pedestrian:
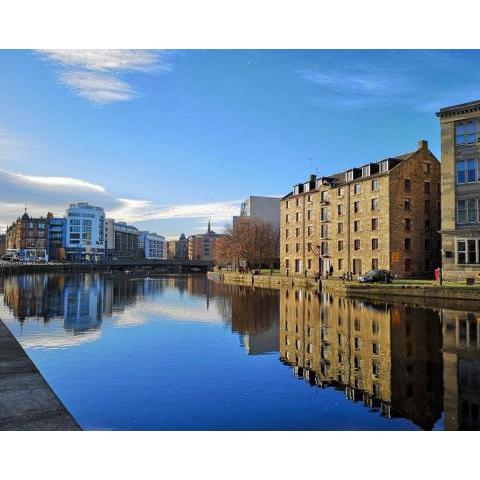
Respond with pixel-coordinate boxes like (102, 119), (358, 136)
(329, 264), (334, 277)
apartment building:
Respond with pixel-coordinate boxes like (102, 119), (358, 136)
(437, 100), (480, 280)
(65, 203), (105, 262)
(187, 222), (221, 261)
(114, 222), (141, 260)
(6, 209), (48, 260)
(280, 140), (441, 278)
(138, 231), (166, 259)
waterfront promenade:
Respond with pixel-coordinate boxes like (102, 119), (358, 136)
(0, 320), (80, 430)
(208, 271), (480, 303)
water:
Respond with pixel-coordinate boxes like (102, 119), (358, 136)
(0, 272), (479, 431)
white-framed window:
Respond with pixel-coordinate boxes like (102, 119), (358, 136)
(372, 179), (379, 191)
(457, 239), (480, 265)
(354, 183), (361, 194)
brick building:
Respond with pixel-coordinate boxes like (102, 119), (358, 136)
(5, 210), (48, 260)
(187, 222), (221, 261)
(280, 140), (441, 278)
(436, 100), (480, 280)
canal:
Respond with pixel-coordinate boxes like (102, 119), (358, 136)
(0, 272), (479, 430)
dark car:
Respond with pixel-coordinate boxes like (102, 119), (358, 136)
(358, 269), (393, 283)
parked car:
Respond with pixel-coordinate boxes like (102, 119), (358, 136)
(358, 269), (393, 283)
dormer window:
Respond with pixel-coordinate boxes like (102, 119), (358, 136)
(379, 161), (389, 173)
(294, 185), (300, 195)
(362, 165), (371, 177)
(345, 170), (354, 182)
(304, 183), (311, 192)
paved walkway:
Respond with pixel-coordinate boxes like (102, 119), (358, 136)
(0, 320), (81, 431)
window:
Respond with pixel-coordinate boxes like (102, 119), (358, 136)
(379, 160), (389, 173)
(405, 238), (411, 250)
(295, 212), (300, 222)
(404, 198), (411, 211)
(296, 197), (300, 207)
(457, 239), (480, 264)
(372, 179), (379, 191)
(321, 190), (329, 202)
(467, 159), (476, 182)
(456, 120), (480, 145)
(425, 200), (430, 213)
(354, 201), (360, 213)
(425, 219), (431, 232)
(338, 258), (343, 270)
(295, 243), (300, 253)
(423, 162), (431, 174)
(354, 220), (360, 232)
(285, 229), (289, 238)
(307, 242), (312, 253)
(285, 243), (289, 253)
(354, 239), (361, 250)
(425, 238), (431, 251)
(354, 337), (361, 349)
(307, 194), (312, 203)
(337, 187), (344, 197)
(372, 238), (379, 250)
(345, 170), (354, 182)
(295, 259), (302, 273)
(405, 218), (411, 231)
(296, 227), (300, 237)
(372, 343), (379, 355)
(285, 200), (289, 209)
(457, 160), (466, 184)
(321, 242), (329, 256)
(371, 218), (378, 230)
(320, 207), (329, 221)
(337, 204), (344, 215)
(372, 258), (379, 270)
(354, 183), (361, 194)
(337, 222), (344, 234)
(307, 259), (312, 270)
(352, 259), (362, 275)
(371, 198), (379, 211)
(405, 259), (411, 272)
(307, 225), (313, 236)
(338, 240), (344, 251)
(424, 181), (431, 194)
(457, 199), (477, 224)
(285, 214), (289, 223)
(404, 178), (411, 192)
(321, 224), (328, 238)
(285, 259), (289, 269)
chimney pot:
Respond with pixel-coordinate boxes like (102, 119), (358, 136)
(418, 139), (428, 150)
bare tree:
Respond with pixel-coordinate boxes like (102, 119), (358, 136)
(214, 218), (279, 270)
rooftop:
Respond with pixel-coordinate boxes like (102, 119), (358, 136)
(436, 99), (480, 117)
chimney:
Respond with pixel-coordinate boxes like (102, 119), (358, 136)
(418, 139), (428, 150)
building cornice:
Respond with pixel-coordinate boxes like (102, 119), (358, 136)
(436, 100), (480, 119)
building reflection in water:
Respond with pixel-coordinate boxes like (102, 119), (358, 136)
(1, 273), (479, 430)
(279, 288), (480, 431)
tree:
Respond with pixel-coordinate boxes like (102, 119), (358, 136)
(214, 218), (279, 270)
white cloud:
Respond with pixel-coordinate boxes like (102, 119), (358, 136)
(60, 71), (136, 104)
(39, 49), (170, 73)
(37, 49), (172, 104)
(0, 169), (239, 233)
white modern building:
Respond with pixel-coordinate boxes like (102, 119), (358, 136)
(65, 203), (105, 262)
(138, 231), (166, 259)
(233, 195), (281, 229)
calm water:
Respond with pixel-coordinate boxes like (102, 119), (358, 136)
(0, 272), (479, 431)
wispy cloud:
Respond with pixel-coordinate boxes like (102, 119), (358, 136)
(37, 49), (172, 104)
(300, 65), (411, 108)
(0, 170), (239, 233)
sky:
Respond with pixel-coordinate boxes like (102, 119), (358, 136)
(0, 49), (479, 238)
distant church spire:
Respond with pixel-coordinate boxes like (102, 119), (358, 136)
(207, 220), (211, 233)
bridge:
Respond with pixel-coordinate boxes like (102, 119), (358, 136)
(104, 259), (214, 273)
(0, 259), (214, 275)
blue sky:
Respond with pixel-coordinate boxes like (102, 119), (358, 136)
(0, 49), (479, 237)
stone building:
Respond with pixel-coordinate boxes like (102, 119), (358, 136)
(280, 140), (441, 278)
(5, 209), (48, 260)
(0, 234), (6, 256)
(166, 233), (188, 260)
(436, 100), (480, 280)
(187, 222), (221, 261)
